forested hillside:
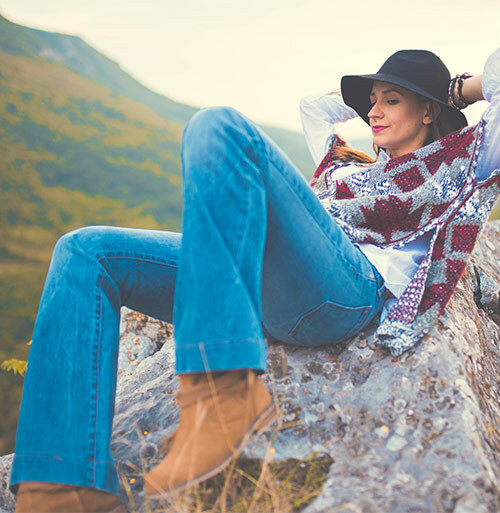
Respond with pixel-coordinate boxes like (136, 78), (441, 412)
(0, 49), (184, 453)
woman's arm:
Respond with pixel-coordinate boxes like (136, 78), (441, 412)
(470, 47), (500, 181)
(299, 91), (358, 167)
(461, 74), (484, 103)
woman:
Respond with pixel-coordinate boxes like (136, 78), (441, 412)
(302, 48), (500, 356)
(10, 47), (500, 512)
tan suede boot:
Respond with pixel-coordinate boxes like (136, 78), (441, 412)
(144, 369), (277, 500)
(14, 482), (126, 513)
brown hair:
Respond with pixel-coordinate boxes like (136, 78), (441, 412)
(333, 96), (458, 164)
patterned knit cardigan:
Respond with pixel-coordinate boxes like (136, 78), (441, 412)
(310, 120), (500, 356)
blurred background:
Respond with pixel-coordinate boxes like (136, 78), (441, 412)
(1, 0), (499, 455)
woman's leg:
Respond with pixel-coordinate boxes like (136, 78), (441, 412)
(144, 106), (385, 497)
(10, 226), (181, 497)
(11, 105), (385, 501)
(174, 106), (385, 373)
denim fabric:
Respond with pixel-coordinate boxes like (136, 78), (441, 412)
(10, 106), (385, 496)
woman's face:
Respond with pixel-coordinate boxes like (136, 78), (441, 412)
(368, 80), (435, 158)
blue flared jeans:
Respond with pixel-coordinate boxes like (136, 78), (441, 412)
(10, 107), (386, 496)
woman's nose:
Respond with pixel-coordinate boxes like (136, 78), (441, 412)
(368, 102), (382, 119)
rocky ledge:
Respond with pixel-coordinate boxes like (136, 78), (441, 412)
(2, 222), (500, 513)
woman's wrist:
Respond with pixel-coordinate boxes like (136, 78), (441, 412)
(448, 74), (484, 109)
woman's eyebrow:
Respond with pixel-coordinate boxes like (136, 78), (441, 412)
(370, 89), (404, 96)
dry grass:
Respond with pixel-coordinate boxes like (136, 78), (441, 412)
(120, 445), (332, 513)
(117, 371), (334, 513)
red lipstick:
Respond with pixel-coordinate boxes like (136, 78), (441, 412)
(372, 125), (388, 133)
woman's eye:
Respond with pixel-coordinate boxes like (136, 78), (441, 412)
(387, 99), (399, 105)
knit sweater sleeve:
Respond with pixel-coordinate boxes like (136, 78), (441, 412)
(299, 91), (358, 167)
(475, 46), (500, 182)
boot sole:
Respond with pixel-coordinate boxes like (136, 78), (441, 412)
(146, 402), (278, 500)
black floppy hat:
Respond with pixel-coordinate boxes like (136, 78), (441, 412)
(341, 49), (467, 131)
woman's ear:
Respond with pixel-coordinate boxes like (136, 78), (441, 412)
(423, 102), (441, 125)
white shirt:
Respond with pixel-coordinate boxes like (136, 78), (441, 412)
(299, 47), (500, 320)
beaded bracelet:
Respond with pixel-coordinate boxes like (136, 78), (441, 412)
(448, 73), (473, 110)
(448, 77), (461, 109)
(457, 73), (473, 107)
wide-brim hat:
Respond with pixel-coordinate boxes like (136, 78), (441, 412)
(341, 49), (467, 131)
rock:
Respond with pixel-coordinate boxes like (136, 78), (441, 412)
(118, 307), (173, 377)
(2, 222), (500, 513)
(0, 455), (14, 513)
(474, 267), (500, 315)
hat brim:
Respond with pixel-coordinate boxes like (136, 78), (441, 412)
(341, 73), (467, 131)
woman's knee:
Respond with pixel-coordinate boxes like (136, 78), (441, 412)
(181, 106), (265, 194)
(53, 226), (112, 261)
(184, 106), (242, 137)
(181, 106), (256, 160)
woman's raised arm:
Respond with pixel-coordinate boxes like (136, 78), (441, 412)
(469, 47), (500, 182)
(299, 91), (358, 167)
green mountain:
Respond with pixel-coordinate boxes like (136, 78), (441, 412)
(0, 14), (317, 454)
(0, 14), (197, 125)
(0, 49), (181, 454)
(0, 14), (315, 174)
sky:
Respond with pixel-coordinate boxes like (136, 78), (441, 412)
(1, 0), (499, 139)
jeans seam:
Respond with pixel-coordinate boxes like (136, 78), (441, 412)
(66, 232), (175, 265)
(13, 454), (115, 464)
(227, 120), (259, 265)
(89, 269), (104, 487)
(100, 255), (178, 268)
(235, 182), (252, 267)
(177, 338), (265, 349)
(88, 252), (178, 487)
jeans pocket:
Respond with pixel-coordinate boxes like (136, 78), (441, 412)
(288, 300), (372, 346)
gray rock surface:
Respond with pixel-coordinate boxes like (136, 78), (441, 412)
(2, 222), (500, 513)
(0, 455), (14, 513)
(118, 307), (173, 377)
